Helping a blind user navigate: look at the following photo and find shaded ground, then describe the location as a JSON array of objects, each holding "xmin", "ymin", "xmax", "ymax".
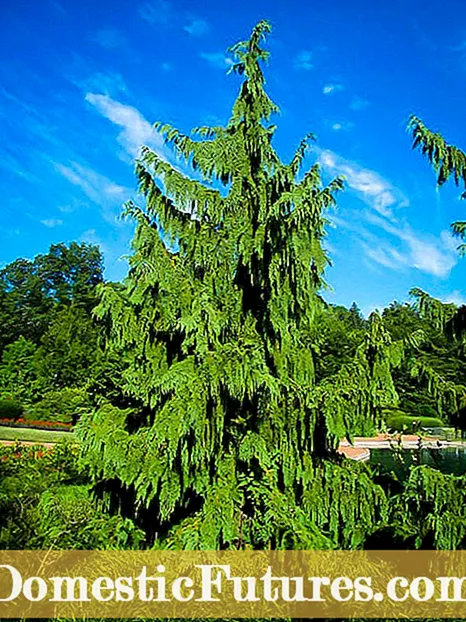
[{"xmin": 0, "ymin": 429, "xmax": 458, "ymax": 464}]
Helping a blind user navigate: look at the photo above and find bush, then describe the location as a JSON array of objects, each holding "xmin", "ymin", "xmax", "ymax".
[
  {"xmin": 0, "ymin": 399, "xmax": 23, "ymax": 420},
  {"xmin": 402, "ymin": 400, "xmax": 439, "ymax": 419},
  {"xmin": 386, "ymin": 413, "xmax": 444, "ymax": 433},
  {"xmin": 28, "ymin": 388, "xmax": 91, "ymax": 425}
]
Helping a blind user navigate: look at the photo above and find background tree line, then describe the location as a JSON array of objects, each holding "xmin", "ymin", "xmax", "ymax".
[
  {"xmin": 0, "ymin": 242, "xmax": 107, "ymax": 423},
  {"xmin": 1, "ymin": 240, "xmax": 464, "ymax": 434}
]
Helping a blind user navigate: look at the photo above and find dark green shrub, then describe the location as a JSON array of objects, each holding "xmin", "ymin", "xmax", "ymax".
[
  {"xmin": 28, "ymin": 387, "xmax": 90, "ymax": 425},
  {"xmin": 403, "ymin": 400, "xmax": 439, "ymax": 419},
  {"xmin": 412, "ymin": 403, "xmax": 438, "ymax": 418},
  {"xmin": 0, "ymin": 398, "xmax": 23, "ymax": 420}
]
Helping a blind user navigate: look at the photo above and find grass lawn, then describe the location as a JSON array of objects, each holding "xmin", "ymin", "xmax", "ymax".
[{"xmin": 0, "ymin": 426, "xmax": 76, "ymax": 443}]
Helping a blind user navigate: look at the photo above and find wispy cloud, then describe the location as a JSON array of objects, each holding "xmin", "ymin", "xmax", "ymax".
[
  {"xmin": 405, "ymin": 230, "xmax": 457, "ymax": 277},
  {"xmin": 0, "ymin": 151, "xmax": 43, "ymax": 185},
  {"xmin": 321, "ymin": 150, "xmax": 457, "ymax": 278},
  {"xmin": 41, "ymin": 218, "xmax": 63, "ymax": 228},
  {"xmin": 294, "ymin": 51, "xmax": 313, "ymax": 71},
  {"xmin": 331, "ymin": 121, "xmax": 354, "ymax": 132},
  {"xmin": 323, "ymin": 83, "xmax": 344, "ymax": 95},
  {"xmin": 85, "ymin": 93, "xmax": 168, "ymax": 160},
  {"xmin": 361, "ymin": 240, "xmax": 407, "ymax": 271},
  {"xmin": 76, "ymin": 72, "xmax": 127, "ymax": 98},
  {"xmin": 93, "ymin": 27, "xmax": 126, "ymax": 50},
  {"xmin": 337, "ymin": 215, "xmax": 457, "ymax": 278},
  {"xmin": 139, "ymin": 0, "xmax": 172, "ymax": 25},
  {"xmin": 364, "ymin": 215, "xmax": 457, "ymax": 277},
  {"xmin": 54, "ymin": 161, "xmax": 130, "ymax": 224},
  {"xmin": 184, "ymin": 18, "xmax": 209, "ymax": 37},
  {"xmin": 319, "ymin": 149, "xmax": 408, "ymax": 219},
  {"xmin": 361, "ymin": 227, "xmax": 457, "ymax": 277},
  {"xmin": 58, "ymin": 204, "xmax": 76, "ymax": 214},
  {"xmin": 441, "ymin": 290, "xmax": 466, "ymax": 306},
  {"xmin": 200, "ymin": 52, "xmax": 233, "ymax": 69},
  {"xmin": 350, "ymin": 96, "xmax": 370, "ymax": 111}
]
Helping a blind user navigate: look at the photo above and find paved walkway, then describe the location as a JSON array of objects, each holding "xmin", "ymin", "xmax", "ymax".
[
  {"xmin": 337, "ymin": 433, "xmax": 466, "ymax": 461},
  {"xmin": 337, "ymin": 445, "xmax": 370, "ymax": 461},
  {"xmin": 1, "ymin": 435, "xmax": 463, "ymax": 462}
]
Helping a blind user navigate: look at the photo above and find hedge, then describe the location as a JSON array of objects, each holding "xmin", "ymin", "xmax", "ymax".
[
  {"xmin": 386, "ymin": 414, "xmax": 444, "ymax": 433},
  {"xmin": 0, "ymin": 399, "xmax": 23, "ymax": 421}
]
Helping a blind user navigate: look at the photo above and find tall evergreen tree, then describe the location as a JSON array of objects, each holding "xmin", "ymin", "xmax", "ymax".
[{"xmin": 78, "ymin": 21, "xmax": 395, "ymax": 549}]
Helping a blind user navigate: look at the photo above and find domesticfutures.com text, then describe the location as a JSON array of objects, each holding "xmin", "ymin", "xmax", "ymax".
[{"xmin": 1, "ymin": 563, "xmax": 466, "ymax": 604}]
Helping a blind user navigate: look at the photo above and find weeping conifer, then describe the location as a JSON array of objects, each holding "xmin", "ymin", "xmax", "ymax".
[
  {"xmin": 408, "ymin": 115, "xmax": 466, "ymax": 254},
  {"xmin": 78, "ymin": 21, "xmax": 395, "ymax": 549}
]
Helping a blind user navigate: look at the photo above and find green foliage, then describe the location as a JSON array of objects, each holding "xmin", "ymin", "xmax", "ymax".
[
  {"xmin": 35, "ymin": 485, "xmax": 144, "ymax": 549},
  {"xmin": 312, "ymin": 303, "xmax": 367, "ymax": 381},
  {"xmin": 390, "ymin": 465, "xmax": 466, "ymax": 548},
  {"xmin": 0, "ymin": 242, "xmax": 106, "ymax": 427},
  {"xmin": 35, "ymin": 241, "xmax": 103, "ymax": 308},
  {"xmin": 385, "ymin": 413, "xmax": 444, "ymax": 433},
  {"xmin": 0, "ymin": 241, "xmax": 103, "ymax": 353},
  {"xmin": 0, "ymin": 397, "xmax": 23, "ymax": 420},
  {"xmin": 1, "ymin": 24, "xmax": 466, "ymax": 558},
  {"xmin": 408, "ymin": 116, "xmax": 466, "ymax": 190},
  {"xmin": 0, "ymin": 442, "xmax": 143, "ymax": 550},
  {"xmin": 34, "ymin": 305, "xmax": 102, "ymax": 391},
  {"xmin": 0, "ymin": 336, "xmax": 37, "ymax": 401},
  {"xmin": 408, "ymin": 115, "xmax": 466, "ymax": 254},
  {"xmin": 30, "ymin": 387, "xmax": 91, "ymax": 424},
  {"xmin": 78, "ymin": 21, "xmax": 400, "ymax": 550},
  {"xmin": 382, "ymin": 293, "xmax": 466, "ymax": 429},
  {"xmin": 410, "ymin": 287, "xmax": 456, "ymax": 332},
  {"xmin": 303, "ymin": 461, "xmax": 388, "ymax": 548}
]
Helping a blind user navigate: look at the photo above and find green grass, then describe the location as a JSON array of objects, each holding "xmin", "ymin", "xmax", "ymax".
[
  {"xmin": 0, "ymin": 426, "xmax": 76, "ymax": 443},
  {"xmin": 385, "ymin": 413, "xmax": 444, "ymax": 433}
]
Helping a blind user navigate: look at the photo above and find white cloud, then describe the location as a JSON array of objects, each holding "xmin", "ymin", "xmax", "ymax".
[
  {"xmin": 319, "ymin": 149, "xmax": 408, "ymax": 219},
  {"xmin": 93, "ymin": 28, "xmax": 126, "ymax": 50},
  {"xmin": 54, "ymin": 161, "xmax": 130, "ymax": 224},
  {"xmin": 77, "ymin": 73, "xmax": 127, "ymax": 97},
  {"xmin": 404, "ymin": 230, "xmax": 457, "ymax": 277},
  {"xmin": 184, "ymin": 18, "xmax": 209, "ymax": 36},
  {"xmin": 362, "ymin": 214, "xmax": 458, "ymax": 275},
  {"xmin": 323, "ymin": 83, "xmax": 344, "ymax": 95},
  {"xmin": 200, "ymin": 52, "xmax": 234, "ymax": 69},
  {"xmin": 85, "ymin": 93, "xmax": 168, "ymax": 160},
  {"xmin": 58, "ymin": 204, "xmax": 75, "ymax": 214},
  {"xmin": 331, "ymin": 121, "xmax": 354, "ymax": 132},
  {"xmin": 441, "ymin": 290, "xmax": 466, "ymax": 306},
  {"xmin": 350, "ymin": 96, "xmax": 370, "ymax": 111},
  {"xmin": 294, "ymin": 51, "xmax": 313, "ymax": 71},
  {"xmin": 352, "ymin": 221, "xmax": 458, "ymax": 278},
  {"xmin": 139, "ymin": 0, "xmax": 172, "ymax": 24},
  {"xmin": 41, "ymin": 218, "xmax": 63, "ymax": 228},
  {"xmin": 361, "ymin": 241, "xmax": 407, "ymax": 271},
  {"xmin": 322, "ymin": 150, "xmax": 457, "ymax": 278}
]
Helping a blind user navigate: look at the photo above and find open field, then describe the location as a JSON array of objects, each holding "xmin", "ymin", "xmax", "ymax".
[{"xmin": 0, "ymin": 426, "xmax": 75, "ymax": 444}]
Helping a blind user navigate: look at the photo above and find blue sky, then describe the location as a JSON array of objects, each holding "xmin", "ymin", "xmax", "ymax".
[{"xmin": 2, "ymin": 0, "xmax": 466, "ymax": 315}]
